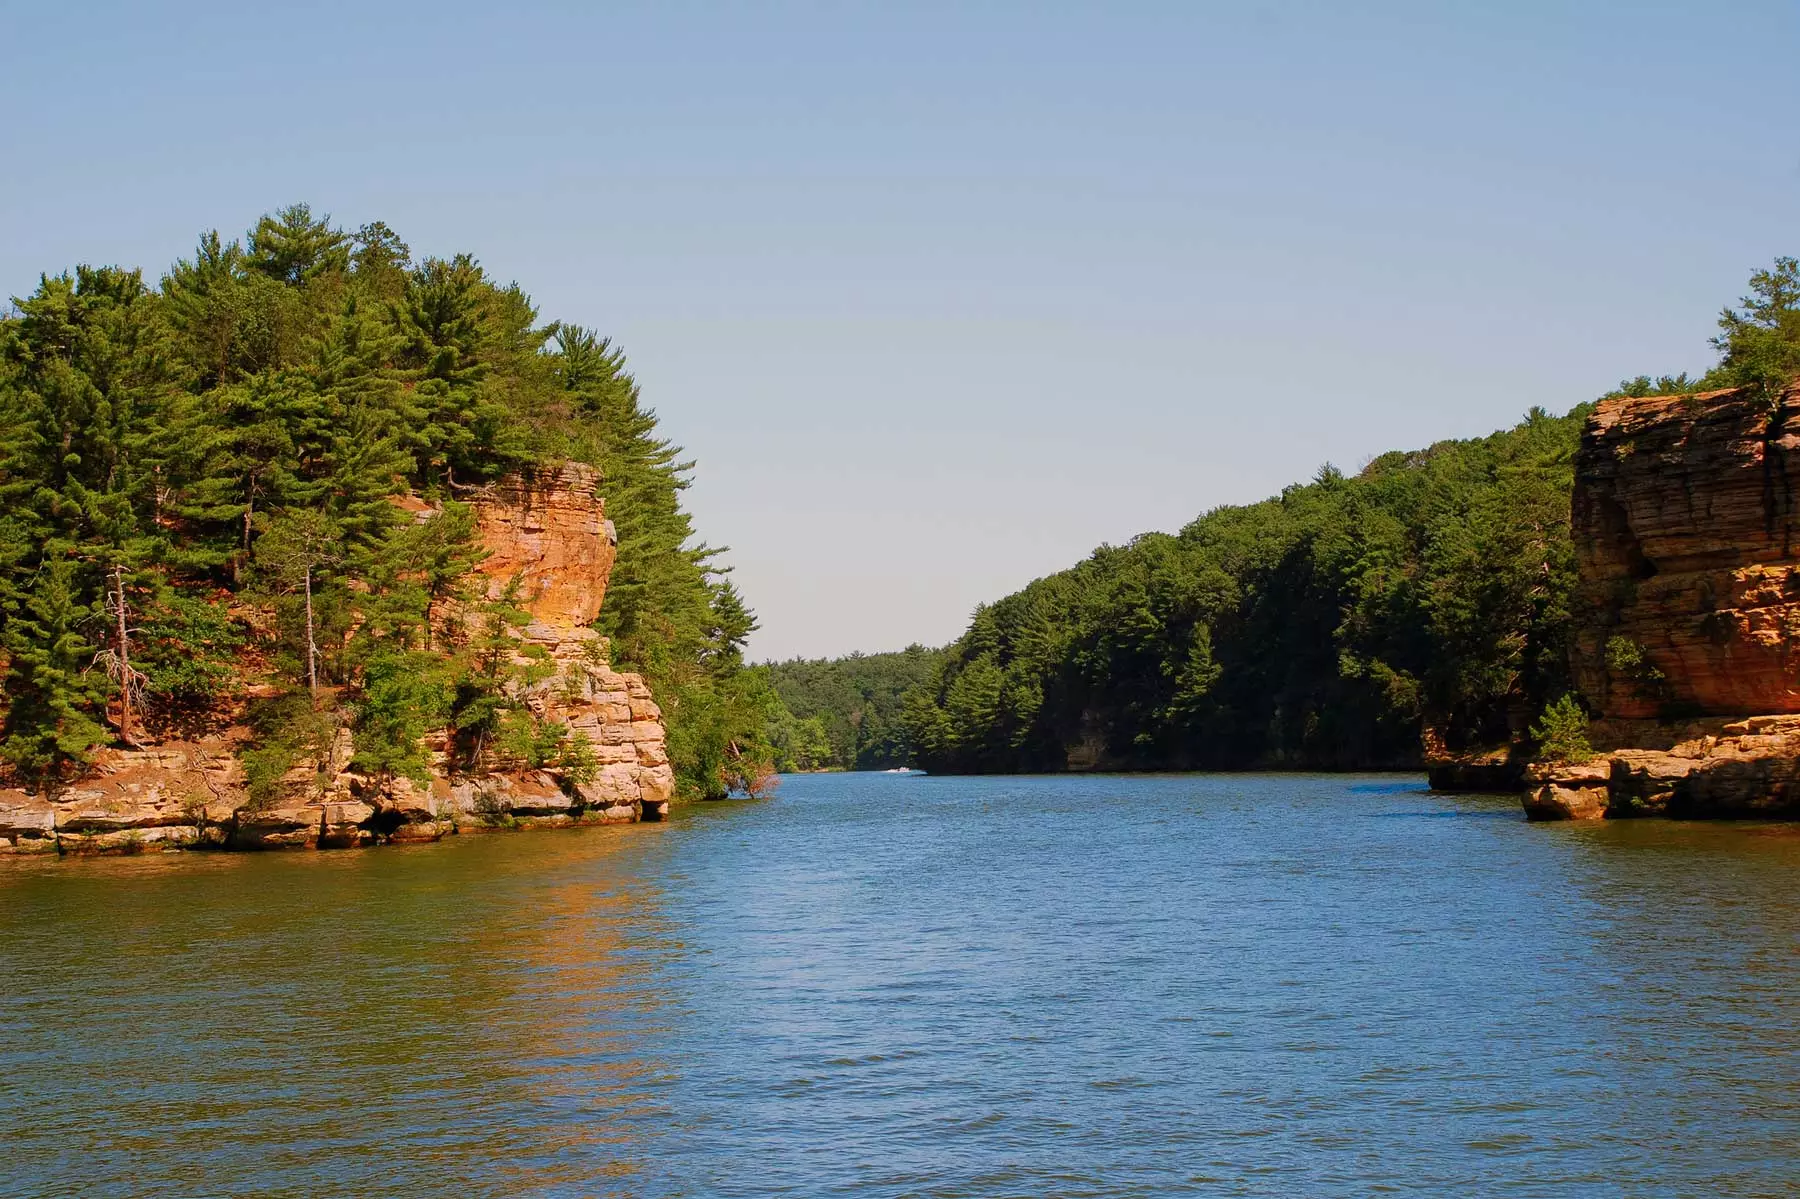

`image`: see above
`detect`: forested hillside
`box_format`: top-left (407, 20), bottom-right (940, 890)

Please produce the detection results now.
top-left (0, 205), bottom-right (773, 799)
top-left (761, 646), bottom-right (943, 770)
top-left (897, 259), bottom-right (1800, 774)
top-left (904, 409), bottom-right (1587, 772)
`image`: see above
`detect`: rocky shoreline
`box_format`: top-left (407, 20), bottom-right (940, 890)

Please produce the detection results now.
top-left (0, 465), bottom-right (676, 857)
top-left (1522, 715), bottom-right (1800, 821)
top-left (0, 636), bottom-right (674, 856)
top-left (0, 750), bottom-right (669, 857)
top-left (1514, 384), bottom-right (1800, 821)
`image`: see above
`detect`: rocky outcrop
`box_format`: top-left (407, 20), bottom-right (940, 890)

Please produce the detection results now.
top-left (0, 463), bottom-right (674, 856)
top-left (472, 464), bottom-right (618, 629)
top-left (1570, 385), bottom-right (1800, 718)
top-left (1528, 384), bottom-right (1800, 819)
top-left (1525, 715), bottom-right (1800, 821)
top-left (459, 463), bottom-right (674, 820)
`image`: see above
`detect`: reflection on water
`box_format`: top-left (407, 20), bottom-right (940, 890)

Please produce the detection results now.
top-left (3, 774), bottom-right (1799, 1197)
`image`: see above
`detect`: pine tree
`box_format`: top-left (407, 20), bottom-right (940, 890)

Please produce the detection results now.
top-left (350, 221), bottom-right (412, 300)
top-left (251, 508), bottom-right (345, 697)
top-left (1, 561), bottom-right (108, 789)
top-left (395, 255), bottom-right (532, 484)
top-left (246, 204), bottom-right (351, 286)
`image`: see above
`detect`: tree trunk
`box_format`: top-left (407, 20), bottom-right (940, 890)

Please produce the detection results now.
top-left (305, 565), bottom-right (319, 699)
top-left (235, 484), bottom-right (256, 586)
top-left (113, 564), bottom-right (133, 745)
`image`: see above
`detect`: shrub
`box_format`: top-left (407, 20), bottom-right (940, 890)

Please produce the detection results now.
top-left (1531, 694), bottom-right (1594, 764)
top-left (1605, 636), bottom-right (1664, 685)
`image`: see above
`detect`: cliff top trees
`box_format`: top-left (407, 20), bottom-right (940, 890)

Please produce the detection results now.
top-left (1710, 256), bottom-right (1800, 400)
top-left (0, 206), bottom-right (773, 797)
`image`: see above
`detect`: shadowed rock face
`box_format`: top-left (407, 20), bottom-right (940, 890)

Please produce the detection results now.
top-left (0, 464), bottom-right (673, 856)
top-left (1571, 386), bottom-right (1800, 719)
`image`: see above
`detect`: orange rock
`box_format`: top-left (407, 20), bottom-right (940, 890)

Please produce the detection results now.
top-left (1571, 385), bottom-right (1800, 718)
top-left (2, 465), bottom-right (678, 853)
top-left (473, 464), bottom-right (617, 629)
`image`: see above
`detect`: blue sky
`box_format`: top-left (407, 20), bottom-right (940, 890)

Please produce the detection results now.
top-left (5, 1), bottom-right (1797, 659)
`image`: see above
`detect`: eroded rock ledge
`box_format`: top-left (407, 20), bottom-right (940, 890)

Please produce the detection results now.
top-left (0, 463), bottom-right (674, 856)
top-left (1524, 715), bottom-right (1800, 821)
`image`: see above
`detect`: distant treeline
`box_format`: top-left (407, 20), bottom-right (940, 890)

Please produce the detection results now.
top-left (773, 257), bottom-right (1800, 774)
top-left (760, 646), bottom-right (943, 771)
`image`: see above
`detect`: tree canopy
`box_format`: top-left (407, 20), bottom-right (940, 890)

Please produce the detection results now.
top-left (861, 257), bottom-right (1800, 775)
top-left (761, 646), bottom-right (944, 771)
top-left (0, 206), bottom-right (772, 798)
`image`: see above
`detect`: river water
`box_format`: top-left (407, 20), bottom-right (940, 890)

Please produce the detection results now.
top-left (3, 772), bottom-right (1798, 1197)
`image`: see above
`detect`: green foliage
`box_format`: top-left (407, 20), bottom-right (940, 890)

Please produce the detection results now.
top-left (766, 706), bottom-right (835, 773)
top-left (136, 592), bottom-right (247, 714)
top-left (761, 646), bottom-right (944, 770)
top-left (662, 670), bottom-right (782, 799)
top-left (1530, 694), bottom-right (1594, 765)
top-left (446, 582), bottom-right (536, 768)
top-left (499, 713), bottom-right (597, 784)
top-left (1604, 635), bottom-right (1665, 685)
top-left (1, 561), bottom-right (108, 787)
top-left (1707, 256), bottom-right (1800, 402)
top-left (240, 692), bottom-right (342, 809)
top-left (1603, 374), bottom-right (1700, 400)
top-left (349, 652), bottom-right (451, 786)
top-left (906, 407), bottom-right (1591, 772)
top-left (0, 206), bottom-right (766, 796)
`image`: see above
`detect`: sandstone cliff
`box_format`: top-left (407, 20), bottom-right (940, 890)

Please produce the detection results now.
top-left (1528, 384), bottom-right (1800, 819)
top-left (1570, 386), bottom-right (1800, 717)
top-left (0, 464), bottom-right (674, 855)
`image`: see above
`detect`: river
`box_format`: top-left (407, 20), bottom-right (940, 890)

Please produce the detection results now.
top-left (3, 772), bottom-right (1798, 1197)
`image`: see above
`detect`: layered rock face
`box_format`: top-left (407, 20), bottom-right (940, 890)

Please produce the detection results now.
top-left (1529, 385), bottom-right (1800, 819)
top-left (0, 464), bottom-right (674, 855)
top-left (461, 464), bottom-right (674, 821)
top-left (1570, 386), bottom-right (1800, 717)
top-left (472, 465), bottom-right (617, 629)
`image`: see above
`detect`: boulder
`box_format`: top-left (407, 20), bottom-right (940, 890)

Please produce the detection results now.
top-left (1521, 761), bottom-right (1611, 821)
top-left (0, 791), bottom-right (55, 838)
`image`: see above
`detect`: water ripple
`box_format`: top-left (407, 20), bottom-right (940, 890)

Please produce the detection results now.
top-left (2, 772), bottom-right (1798, 1196)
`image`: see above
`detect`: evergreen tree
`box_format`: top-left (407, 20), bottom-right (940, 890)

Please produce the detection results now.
top-left (246, 204), bottom-right (351, 286)
top-left (1, 562), bottom-right (107, 788)
top-left (251, 508), bottom-right (345, 696)
top-left (1709, 256), bottom-right (1800, 399)
top-left (0, 204), bottom-right (774, 799)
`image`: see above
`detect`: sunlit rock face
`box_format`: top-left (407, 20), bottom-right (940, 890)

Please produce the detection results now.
top-left (0, 463), bottom-right (673, 855)
top-left (472, 464), bottom-right (618, 630)
top-left (463, 464), bottom-right (675, 820)
top-left (1571, 385), bottom-right (1800, 720)
top-left (1528, 385), bottom-right (1800, 820)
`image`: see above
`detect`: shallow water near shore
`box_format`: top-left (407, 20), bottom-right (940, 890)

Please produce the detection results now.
top-left (3, 772), bottom-right (1799, 1197)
